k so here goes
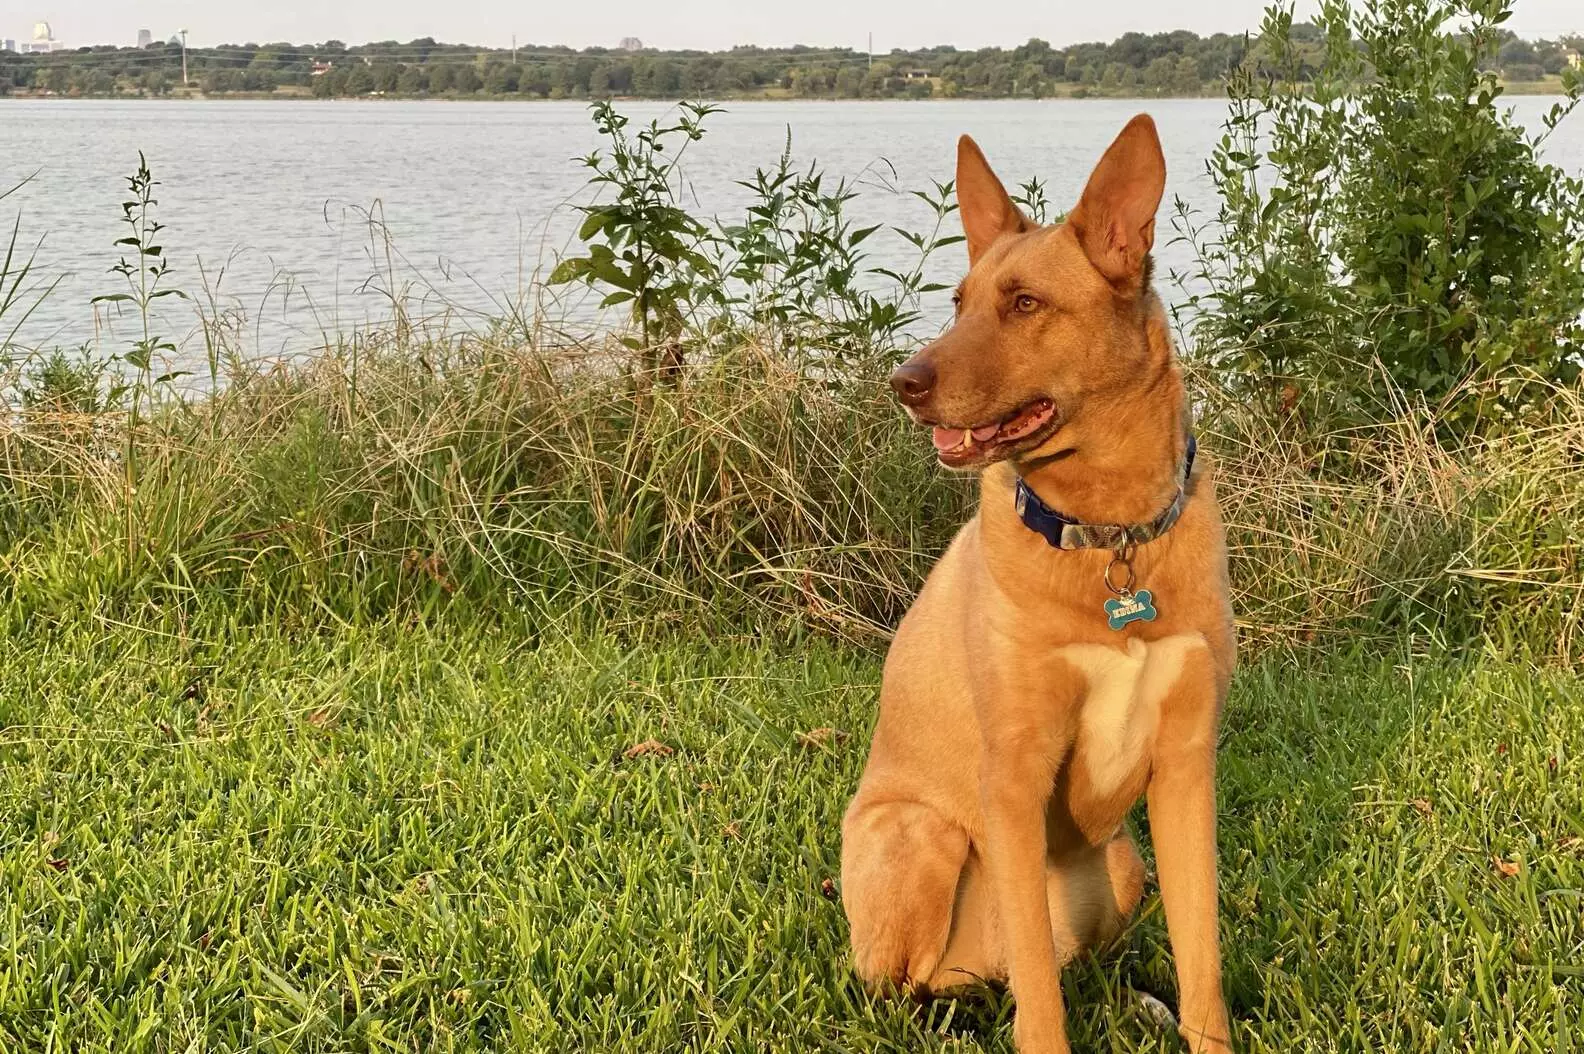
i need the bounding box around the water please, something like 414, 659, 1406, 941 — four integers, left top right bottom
3, 97, 1581, 364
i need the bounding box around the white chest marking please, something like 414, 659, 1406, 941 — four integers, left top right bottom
1057, 633, 1207, 797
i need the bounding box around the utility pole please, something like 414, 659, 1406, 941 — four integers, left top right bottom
179, 28, 189, 87
512, 34, 517, 64
868, 32, 873, 69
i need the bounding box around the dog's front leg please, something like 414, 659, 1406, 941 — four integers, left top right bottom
1147, 655, 1233, 1054
977, 683, 1076, 1054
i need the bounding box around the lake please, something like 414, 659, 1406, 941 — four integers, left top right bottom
3, 97, 1582, 363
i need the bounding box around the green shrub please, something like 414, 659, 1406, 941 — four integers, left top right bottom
549, 102, 720, 380
1180, 0, 1584, 435
18, 347, 108, 414
551, 102, 959, 377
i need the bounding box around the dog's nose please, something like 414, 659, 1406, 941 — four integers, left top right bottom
889, 361, 936, 407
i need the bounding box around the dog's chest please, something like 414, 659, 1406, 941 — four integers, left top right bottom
1057, 634, 1207, 801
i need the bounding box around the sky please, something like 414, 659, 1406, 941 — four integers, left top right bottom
4, 0, 1580, 51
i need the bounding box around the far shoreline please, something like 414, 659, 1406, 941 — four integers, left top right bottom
1, 81, 1574, 105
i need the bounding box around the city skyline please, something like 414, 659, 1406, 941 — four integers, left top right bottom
1, 19, 64, 53
5, 0, 1580, 53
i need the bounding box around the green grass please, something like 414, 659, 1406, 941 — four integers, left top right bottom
0, 610, 1579, 1052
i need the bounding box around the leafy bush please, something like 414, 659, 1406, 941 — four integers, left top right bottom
18, 347, 109, 414
551, 102, 958, 378
550, 102, 720, 380
1180, 0, 1584, 435
713, 144, 958, 363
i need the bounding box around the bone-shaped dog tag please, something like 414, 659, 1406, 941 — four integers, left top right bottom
1104, 590, 1158, 630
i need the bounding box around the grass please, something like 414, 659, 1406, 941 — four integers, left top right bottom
1, 608, 1579, 1052
1, 345, 1577, 1052
4, 339, 1582, 659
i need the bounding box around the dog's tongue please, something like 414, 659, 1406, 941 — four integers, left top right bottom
932, 426, 967, 452
972, 423, 1000, 442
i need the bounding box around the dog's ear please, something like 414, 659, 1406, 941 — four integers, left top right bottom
1067, 114, 1166, 287
957, 135, 1033, 266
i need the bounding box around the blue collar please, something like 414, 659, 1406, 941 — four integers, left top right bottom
1014, 436, 1197, 551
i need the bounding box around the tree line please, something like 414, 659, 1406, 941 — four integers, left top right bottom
1, 27, 1579, 100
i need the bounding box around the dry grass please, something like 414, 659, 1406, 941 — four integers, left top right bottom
1200, 366, 1584, 660
1, 330, 1579, 658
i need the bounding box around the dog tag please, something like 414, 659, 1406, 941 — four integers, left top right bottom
1104, 590, 1157, 631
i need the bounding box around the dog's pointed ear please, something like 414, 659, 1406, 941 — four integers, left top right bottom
1067, 114, 1166, 287
957, 135, 1033, 266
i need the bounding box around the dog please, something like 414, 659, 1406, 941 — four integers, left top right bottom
840, 115, 1235, 1054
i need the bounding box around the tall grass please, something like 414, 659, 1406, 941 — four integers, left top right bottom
1198, 364, 1584, 660
0, 330, 965, 637
2, 320, 1580, 660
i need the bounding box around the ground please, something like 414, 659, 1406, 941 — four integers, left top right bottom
0, 612, 1578, 1051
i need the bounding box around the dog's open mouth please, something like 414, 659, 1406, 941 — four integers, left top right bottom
929, 398, 1057, 467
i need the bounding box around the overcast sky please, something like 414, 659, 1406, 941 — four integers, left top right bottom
6, 0, 1580, 51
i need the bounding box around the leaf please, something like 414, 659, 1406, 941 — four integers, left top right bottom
1133, 992, 1178, 1029
621, 739, 674, 760
795, 727, 849, 750
578, 208, 615, 241
547, 258, 589, 285
1493, 856, 1521, 878
848, 224, 882, 247
592, 256, 635, 291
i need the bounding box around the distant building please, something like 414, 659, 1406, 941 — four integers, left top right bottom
902, 69, 932, 80
1568, 49, 1583, 70
0, 39, 16, 53
311, 61, 334, 77
137, 29, 152, 48
24, 21, 63, 53
619, 36, 643, 52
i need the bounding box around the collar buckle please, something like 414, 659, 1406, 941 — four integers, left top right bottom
1014, 435, 1197, 554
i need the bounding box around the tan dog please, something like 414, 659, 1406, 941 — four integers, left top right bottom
840, 116, 1234, 1054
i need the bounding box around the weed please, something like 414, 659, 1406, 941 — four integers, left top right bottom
551, 101, 722, 384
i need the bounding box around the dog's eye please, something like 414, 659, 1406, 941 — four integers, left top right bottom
951, 293, 963, 314
1013, 294, 1040, 314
